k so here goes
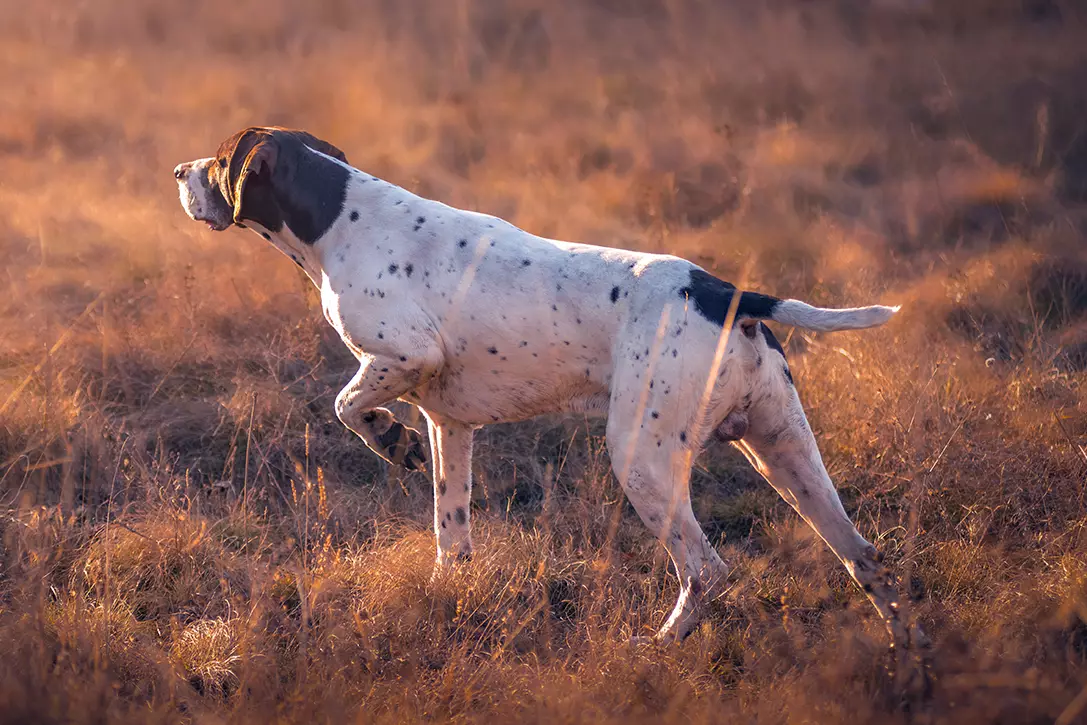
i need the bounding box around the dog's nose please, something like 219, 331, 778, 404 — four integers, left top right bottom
173, 163, 189, 180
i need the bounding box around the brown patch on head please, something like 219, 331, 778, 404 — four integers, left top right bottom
210, 127, 350, 243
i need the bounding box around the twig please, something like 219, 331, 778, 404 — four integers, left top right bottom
927, 412, 970, 474
146, 334, 199, 403
1052, 411, 1087, 467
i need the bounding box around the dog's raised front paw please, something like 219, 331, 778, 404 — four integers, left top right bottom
376, 421, 428, 471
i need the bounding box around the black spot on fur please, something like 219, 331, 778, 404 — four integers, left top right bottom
405, 263, 414, 277
679, 431, 687, 443
679, 269, 781, 326
651, 411, 659, 419
439, 480, 447, 495
388, 264, 398, 274
454, 507, 467, 525
349, 210, 359, 222
522, 259, 531, 266
458, 239, 468, 248
487, 346, 498, 355
610, 286, 620, 303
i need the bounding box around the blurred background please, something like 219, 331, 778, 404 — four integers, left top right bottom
1, 1, 1086, 723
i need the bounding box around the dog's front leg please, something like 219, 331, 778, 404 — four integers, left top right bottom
335, 357, 429, 471
422, 412, 476, 568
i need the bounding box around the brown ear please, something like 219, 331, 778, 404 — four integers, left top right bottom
233, 138, 280, 227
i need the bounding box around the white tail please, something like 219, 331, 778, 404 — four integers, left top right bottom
770, 299, 900, 332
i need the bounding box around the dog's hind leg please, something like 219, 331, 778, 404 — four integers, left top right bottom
422, 411, 476, 569
605, 394, 729, 643
736, 375, 928, 667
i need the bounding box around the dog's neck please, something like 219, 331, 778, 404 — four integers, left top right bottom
246, 223, 325, 286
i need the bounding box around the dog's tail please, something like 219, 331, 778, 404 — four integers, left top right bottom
765, 297, 899, 332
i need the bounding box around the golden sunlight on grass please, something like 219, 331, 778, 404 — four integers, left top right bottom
2, 1, 1087, 723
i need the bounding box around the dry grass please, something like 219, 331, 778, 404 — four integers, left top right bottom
2, 1, 1087, 722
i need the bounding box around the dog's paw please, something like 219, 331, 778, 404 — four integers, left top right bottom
378, 421, 428, 472
400, 431, 429, 472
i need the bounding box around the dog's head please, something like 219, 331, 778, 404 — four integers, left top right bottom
174, 126, 350, 243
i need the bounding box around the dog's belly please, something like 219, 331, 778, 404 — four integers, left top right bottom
406, 366, 612, 425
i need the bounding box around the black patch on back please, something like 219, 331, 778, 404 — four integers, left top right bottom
610, 286, 620, 303
678, 268, 781, 326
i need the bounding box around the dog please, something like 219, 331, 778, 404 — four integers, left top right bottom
175, 126, 922, 650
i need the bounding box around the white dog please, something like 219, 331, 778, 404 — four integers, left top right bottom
175, 126, 921, 650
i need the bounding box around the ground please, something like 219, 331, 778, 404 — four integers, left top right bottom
1, 1, 1086, 723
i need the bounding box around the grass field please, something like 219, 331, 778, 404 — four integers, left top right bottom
2, 1, 1086, 722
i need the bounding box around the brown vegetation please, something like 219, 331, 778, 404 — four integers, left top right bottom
1, 1, 1086, 722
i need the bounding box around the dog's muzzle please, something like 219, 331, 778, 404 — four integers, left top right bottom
175, 158, 232, 231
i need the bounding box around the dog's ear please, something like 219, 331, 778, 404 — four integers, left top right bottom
231, 132, 284, 232
219, 127, 351, 244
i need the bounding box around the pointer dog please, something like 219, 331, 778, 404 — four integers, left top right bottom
175, 126, 920, 648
